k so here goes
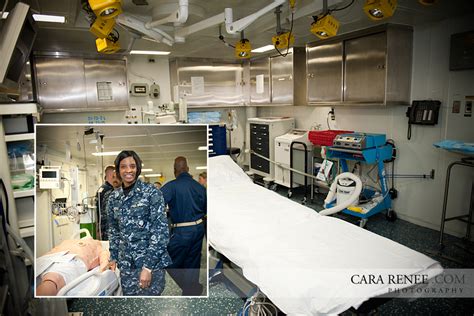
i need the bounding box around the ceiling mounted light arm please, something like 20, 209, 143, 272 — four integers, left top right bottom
224, 0, 286, 34
145, 0, 188, 29
117, 13, 174, 46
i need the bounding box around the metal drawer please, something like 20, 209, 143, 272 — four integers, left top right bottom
251, 155, 270, 174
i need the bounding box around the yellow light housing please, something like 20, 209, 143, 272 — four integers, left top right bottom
310, 15, 339, 39
272, 32, 295, 49
363, 0, 397, 21
235, 39, 252, 59
88, 0, 122, 20
96, 37, 120, 54
89, 17, 115, 38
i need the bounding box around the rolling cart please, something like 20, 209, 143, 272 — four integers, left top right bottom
326, 133, 395, 227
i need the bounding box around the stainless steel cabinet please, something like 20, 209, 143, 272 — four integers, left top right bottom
35, 57, 87, 110
34, 57, 128, 112
169, 58, 244, 107
306, 42, 343, 103
248, 47, 306, 106
250, 57, 270, 104
84, 59, 128, 110
306, 24, 413, 106
271, 53, 294, 104
344, 32, 386, 103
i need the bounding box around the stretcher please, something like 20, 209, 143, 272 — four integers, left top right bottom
208, 156, 443, 315
36, 229, 121, 297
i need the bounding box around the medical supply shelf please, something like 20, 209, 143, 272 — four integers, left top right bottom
0, 103, 37, 243
5, 133, 34, 142
13, 189, 34, 198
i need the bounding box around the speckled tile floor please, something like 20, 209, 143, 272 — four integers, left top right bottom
67, 186, 474, 315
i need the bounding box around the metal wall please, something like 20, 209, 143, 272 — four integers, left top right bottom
34, 57, 128, 113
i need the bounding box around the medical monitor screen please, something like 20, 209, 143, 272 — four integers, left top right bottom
41, 171, 58, 178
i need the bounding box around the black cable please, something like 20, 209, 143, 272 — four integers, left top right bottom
218, 25, 235, 48
330, 0, 356, 12
274, 12, 294, 58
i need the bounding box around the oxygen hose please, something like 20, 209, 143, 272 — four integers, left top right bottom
319, 172, 363, 216
245, 149, 363, 216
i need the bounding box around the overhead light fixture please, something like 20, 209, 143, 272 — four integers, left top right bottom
251, 45, 275, 53
144, 173, 162, 178
272, 32, 294, 50
91, 151, 120, 156
310, 14, 339, 39
88, 0, 122, 20
363, 0, 397, 21
33, 14, 66, 23
235, 38, 251, 59
141, 168, 153, 172
198, 146, 208, 151
130, 50, 171, 55
1, 12, 66, 23
196, 166, 207, 170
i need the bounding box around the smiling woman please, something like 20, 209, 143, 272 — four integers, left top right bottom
108, 150, 171, 296
34, 124, 208, 297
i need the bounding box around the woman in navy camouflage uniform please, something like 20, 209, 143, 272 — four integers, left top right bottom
107, 150, 172, 295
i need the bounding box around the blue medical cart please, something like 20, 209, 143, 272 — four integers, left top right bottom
326, 133, 395, 227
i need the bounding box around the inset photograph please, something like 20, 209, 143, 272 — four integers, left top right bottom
35, 124, 207, 297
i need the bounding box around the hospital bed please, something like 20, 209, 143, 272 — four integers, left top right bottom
208, 156, 443, 315
36, 229, 120, 297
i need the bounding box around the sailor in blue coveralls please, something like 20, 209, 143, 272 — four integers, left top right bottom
107, 150, 172, 295
161, 156, 207, 296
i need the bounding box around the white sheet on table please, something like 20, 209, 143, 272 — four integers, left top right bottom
208, 156, 443, 315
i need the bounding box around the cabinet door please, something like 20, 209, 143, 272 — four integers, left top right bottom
35, 57, 87, 111
250, 57, 270, 104
307, 42, 343, 103
84, 59, 128, 110
271, 54, 293, 104
344, 32, 386, 103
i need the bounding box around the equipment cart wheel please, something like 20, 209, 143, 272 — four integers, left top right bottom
386, 209, 397, 222
270, 183, 278, 191
359, 218, 368, 228
287, 190, 292, 198
301, 196, 307, 205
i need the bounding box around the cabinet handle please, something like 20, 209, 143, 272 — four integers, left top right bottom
307, 73, 315, 78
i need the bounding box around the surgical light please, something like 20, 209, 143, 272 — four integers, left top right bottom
272, 31, 294, 50
96, 37, 120, 54
310, 14, 339, 39
363, 0, 397, 21
88, 0, 123, 19
90, 17, 115, 38
235, 38, 252, 59
252, 45, 275, 53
